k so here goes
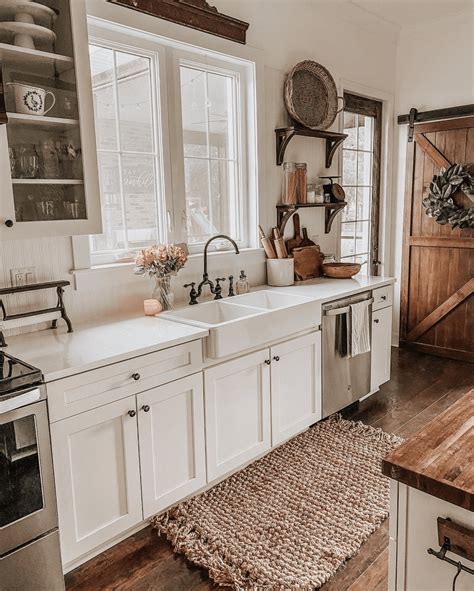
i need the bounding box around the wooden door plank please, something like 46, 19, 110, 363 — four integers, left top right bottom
400, 140, 416, 340
414, 133, 451, 169
407, 279, 474, 341
409, 237, 474, 248
413, 116, 474, 134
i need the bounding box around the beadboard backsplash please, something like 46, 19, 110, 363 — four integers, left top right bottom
0, 236, 267, 337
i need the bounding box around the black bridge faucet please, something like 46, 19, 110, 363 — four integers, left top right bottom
184, 234, 240, 305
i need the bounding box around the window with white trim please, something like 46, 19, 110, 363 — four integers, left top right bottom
87, 27, 255, 265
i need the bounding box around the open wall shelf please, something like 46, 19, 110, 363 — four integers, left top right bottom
277, 202, 347, 234
275, 126, 347, 167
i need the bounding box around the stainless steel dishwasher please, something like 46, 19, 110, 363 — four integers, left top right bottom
322, 292, 373, 418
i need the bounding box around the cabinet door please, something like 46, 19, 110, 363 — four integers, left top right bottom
0, 0, 101, 239
204, 349, 271, 481
50, 396, 142, 566
271, 331, 322, 446
371, 306, 392, 391
137, 373, 206, 517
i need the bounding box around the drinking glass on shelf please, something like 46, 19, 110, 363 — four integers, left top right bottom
58, 142, 79, 178
9, 147, 16, 177
18, 144, 40, 178
41, 140, 60, 179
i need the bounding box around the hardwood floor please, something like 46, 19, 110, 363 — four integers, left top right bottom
65, 347, 473, 591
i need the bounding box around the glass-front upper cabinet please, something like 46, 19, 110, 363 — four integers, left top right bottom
0, 0, 102, 239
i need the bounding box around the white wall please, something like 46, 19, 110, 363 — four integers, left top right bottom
390, 7, 474, 343
1, 0, 399, 333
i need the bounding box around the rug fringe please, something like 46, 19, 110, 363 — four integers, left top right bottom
328, 413, 404, 446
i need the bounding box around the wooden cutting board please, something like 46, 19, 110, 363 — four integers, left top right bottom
300, 227, 316, 247
293, 245, 324, 281
286, 213, 304, 253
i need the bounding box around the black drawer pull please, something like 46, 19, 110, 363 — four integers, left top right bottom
142, 405, 150, 413
264, 359, 271, 365
273, 356, 280, 362
374, 318, 379, 324
127, 410, 136, 417
131, 372, 141, 381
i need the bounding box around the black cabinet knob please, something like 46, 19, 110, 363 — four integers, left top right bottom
127, 410, 136, 417
131, 372, 140, 381
4, 219, 14, 228
264, 359, 271, 365
374, 318, 379, 324
381, 295, 387, 301
142, 405, 150, 413
273, 356, 280, 362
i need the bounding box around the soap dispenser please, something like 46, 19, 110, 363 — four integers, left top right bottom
236, 270, 250, 295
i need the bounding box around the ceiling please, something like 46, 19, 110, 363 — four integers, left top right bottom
349, 0, 473, 29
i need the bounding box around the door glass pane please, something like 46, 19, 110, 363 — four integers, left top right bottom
0, 414, 43, 527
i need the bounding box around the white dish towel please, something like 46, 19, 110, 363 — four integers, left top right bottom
350, 300, 371, 357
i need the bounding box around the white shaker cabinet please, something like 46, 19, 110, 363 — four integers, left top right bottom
50, 396, 142, 565
371, 305, 393, 391
137, 373, 206, 518
271, 331, 321, 445
204, 349, 271, 481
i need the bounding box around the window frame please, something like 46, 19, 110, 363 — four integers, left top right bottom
75, 20, 255, 268
339, 92, 382, 276
167, 48, 250, 253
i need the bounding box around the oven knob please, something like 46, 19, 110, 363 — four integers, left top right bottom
127, 410, 136, 417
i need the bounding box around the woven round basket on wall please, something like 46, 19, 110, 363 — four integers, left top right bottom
285, 60, 341, 130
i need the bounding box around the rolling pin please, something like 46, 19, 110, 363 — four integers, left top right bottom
273, 227, 288, 259
258, 225, 277, 259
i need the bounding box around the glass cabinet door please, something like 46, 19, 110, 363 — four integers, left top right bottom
0, 0, 101, 238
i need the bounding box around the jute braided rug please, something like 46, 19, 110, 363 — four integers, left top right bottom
151, 416, 403, 590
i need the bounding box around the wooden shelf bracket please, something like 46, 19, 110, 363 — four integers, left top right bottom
276, 202, 346, 235
275, 126, 347, 167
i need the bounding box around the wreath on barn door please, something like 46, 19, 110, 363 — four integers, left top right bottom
422, 164, 474, 228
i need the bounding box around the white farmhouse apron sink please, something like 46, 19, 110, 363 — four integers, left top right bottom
162, 290, 320, 359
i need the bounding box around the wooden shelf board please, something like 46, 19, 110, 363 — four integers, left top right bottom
12, 179, 84, 185
0, 43, 73, 73
276, 202, 347, 209
275, 126, 348, 167
7, 113, 79, 127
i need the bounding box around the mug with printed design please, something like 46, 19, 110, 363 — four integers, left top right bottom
8, 83, 56, 116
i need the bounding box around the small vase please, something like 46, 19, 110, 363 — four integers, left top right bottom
152, 274, 174, 311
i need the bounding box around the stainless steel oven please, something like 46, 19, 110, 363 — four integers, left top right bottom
0, 363, 64, 590
322, 292, 373, 418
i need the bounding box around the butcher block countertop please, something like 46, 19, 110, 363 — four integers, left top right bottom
383, 388, 473, 511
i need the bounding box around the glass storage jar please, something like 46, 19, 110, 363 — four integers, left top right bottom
295, 163, 307, 203
282, 162, 297, 204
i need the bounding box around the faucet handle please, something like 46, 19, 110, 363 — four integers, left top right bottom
213, 277, 226, 300
184, 282, 198, 305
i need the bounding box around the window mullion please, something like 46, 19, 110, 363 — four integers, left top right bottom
111, 50, 129, 252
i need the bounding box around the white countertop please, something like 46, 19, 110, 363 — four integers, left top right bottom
4, 275, 394, 383
266, 275, 395, 302
5, 316, 208, 382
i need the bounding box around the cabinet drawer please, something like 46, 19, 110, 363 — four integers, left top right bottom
47, 340, 202, 422
372, 285, 393, 310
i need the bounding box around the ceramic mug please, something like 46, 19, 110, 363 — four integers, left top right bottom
8, 83, 56, 116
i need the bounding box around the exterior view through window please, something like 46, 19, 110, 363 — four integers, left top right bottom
341, 93, 382, 275
87, 35, 250, 265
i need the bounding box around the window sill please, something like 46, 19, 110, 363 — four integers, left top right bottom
70, 247, 265, 290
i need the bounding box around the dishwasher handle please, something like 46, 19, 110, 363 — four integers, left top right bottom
324, 297, 374, 316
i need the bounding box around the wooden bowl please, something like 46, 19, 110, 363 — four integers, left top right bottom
322, 262, 361, 278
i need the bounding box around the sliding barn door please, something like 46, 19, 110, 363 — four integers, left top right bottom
400, 116, 474, 362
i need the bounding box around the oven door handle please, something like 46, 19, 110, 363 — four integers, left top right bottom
324, 297, 374, 316
0, 387, 41, 414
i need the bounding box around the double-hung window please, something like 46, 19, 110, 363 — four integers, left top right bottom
86, 25, 255, 266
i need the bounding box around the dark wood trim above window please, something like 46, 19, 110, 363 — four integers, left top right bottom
107, 0, 249, 44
